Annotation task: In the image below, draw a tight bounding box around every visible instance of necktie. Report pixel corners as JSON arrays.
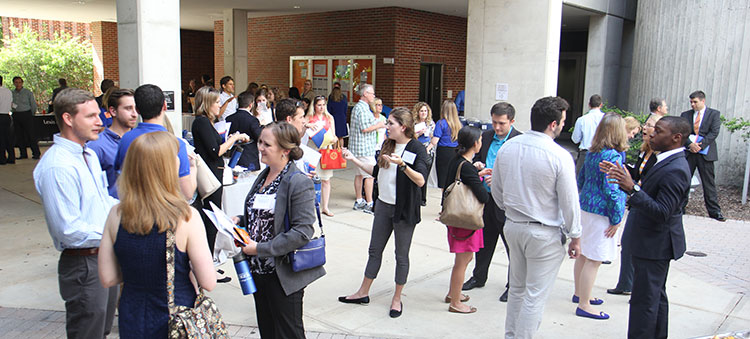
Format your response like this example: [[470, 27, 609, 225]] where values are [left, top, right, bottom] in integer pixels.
[[693, 111, 701, 135], [639, 151, 651, 175]]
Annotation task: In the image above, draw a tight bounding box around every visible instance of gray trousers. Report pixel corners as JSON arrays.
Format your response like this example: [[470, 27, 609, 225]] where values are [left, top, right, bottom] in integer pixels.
[[364, 200, 417, 285], [503, 221, 566, 339], [58, 253, 118, 339]]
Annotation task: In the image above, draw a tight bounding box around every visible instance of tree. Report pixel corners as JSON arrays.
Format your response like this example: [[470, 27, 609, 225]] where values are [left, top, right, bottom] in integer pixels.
[[0, 25, 93, 112]]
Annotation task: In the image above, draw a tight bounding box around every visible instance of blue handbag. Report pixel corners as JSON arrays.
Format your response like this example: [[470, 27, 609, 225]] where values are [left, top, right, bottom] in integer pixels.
[[284, 174, 326, 272]]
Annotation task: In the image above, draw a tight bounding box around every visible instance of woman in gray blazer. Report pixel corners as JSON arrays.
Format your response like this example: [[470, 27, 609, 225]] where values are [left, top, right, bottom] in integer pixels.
[[238, 122, 325, 338]]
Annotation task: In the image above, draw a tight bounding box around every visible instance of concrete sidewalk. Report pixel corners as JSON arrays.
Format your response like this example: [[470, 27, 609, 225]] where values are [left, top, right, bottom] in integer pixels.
[[1, 149, 748, 338]]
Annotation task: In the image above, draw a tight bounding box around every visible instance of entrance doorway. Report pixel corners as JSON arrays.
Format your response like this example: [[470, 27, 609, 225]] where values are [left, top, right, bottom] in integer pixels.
[[556, 52, 586, 139], [419, 63, 443, 121]]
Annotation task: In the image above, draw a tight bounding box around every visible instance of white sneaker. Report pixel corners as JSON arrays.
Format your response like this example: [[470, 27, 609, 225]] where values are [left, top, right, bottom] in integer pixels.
[[363, 202, 374, 214], [353, 199, 367, 211]]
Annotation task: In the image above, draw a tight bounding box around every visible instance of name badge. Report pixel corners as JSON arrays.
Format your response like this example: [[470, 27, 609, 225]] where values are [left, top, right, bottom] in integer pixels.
[[402, 150, 417, 165], [253, 194, 276, 211]]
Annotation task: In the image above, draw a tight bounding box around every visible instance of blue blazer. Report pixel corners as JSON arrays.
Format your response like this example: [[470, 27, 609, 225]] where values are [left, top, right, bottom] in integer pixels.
[[626, 151, 690, 261]]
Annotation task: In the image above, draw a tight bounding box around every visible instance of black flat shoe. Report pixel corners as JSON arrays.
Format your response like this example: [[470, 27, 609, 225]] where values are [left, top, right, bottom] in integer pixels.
[[499, 288, 509, 302], [338, 296, 370, 305], [389, 302, 403, 318], [462, 277, 485, 291], [217, 277, 231, 283], [606, 288, 631, 295], [711, 213, 726, 222]]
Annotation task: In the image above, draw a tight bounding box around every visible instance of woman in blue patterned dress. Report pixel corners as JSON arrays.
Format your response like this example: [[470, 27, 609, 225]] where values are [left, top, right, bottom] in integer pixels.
[[573, 113, 628, 320]]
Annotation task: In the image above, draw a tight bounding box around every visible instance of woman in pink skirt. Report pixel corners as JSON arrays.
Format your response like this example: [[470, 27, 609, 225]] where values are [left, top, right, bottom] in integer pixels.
[[442, 126, 489, 314]]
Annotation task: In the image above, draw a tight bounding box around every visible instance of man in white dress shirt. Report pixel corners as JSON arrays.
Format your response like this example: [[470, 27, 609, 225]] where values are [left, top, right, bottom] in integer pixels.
[[218, 75, 238, 120], [492, 96, 581, 339], [571, 94, 605, 174]]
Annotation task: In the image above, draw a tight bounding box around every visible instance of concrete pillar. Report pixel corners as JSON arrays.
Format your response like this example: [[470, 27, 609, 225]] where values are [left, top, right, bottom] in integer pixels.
[[223, 9, 248, 93], [583, 14, 623, 111], [465, 0, 562, 130], [116, 0, 182, 132]]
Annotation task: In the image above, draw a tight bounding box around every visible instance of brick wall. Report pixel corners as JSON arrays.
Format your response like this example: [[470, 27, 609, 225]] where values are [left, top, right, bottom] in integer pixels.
[[90, 21, 119, 87], [213, 7, 466, 108], [213, 20, 224, 88], [2, 17, 90, 41]]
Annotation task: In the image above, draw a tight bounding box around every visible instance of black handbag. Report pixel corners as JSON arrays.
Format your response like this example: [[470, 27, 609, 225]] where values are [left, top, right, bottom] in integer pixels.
[[284, 173, 326, 272]]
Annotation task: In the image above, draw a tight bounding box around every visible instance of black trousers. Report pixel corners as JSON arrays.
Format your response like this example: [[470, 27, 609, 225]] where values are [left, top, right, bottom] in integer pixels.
[[629, 256, 670, 339], [252, 272, 305, 339], [58, 253, 118, 339], [685, 153, 721, 216], [0, 114, 14, 163], [13, 110, 40, 158], [471, 194, 509, 287]]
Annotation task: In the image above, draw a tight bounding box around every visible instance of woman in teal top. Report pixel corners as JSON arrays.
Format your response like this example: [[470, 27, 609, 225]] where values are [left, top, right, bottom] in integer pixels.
[[573, 113, 628, 320]]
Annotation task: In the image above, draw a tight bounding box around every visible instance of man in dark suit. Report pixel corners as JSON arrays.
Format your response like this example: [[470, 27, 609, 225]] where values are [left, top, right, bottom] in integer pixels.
[[604, 116, 691, 339], [680, 90, 725, 221], [227, 91, 262, 171], [462, 102, 522, 302]]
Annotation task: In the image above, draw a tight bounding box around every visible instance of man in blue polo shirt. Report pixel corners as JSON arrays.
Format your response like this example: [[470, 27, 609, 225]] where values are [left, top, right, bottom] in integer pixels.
[[115, 84, 196, 199], [88, 89, 136, 197]]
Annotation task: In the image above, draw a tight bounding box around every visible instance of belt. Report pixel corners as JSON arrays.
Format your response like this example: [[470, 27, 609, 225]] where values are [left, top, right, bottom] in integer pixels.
[[507, 219, 543, 226], [62, 247, 99, 256]]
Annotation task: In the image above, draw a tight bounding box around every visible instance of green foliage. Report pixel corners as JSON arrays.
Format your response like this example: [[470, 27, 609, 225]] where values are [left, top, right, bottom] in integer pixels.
[[601, 104, 648, 165], [0, 25, 93, 111], [721, 116, 750, 141]]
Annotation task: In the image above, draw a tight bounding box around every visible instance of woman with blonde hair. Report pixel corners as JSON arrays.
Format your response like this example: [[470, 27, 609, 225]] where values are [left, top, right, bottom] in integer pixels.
[[192, 86, 249, 254], [413, 101, 435, 206], [573, 113, 629, 320], [328, 86, 349, 139], [370, 98, 387, 148], [429, 100, 462, 188], [306, 95, 338, 216], [339, 107, 430, 318], [606, 114, 662, 296], [98, 131, 217, 338]]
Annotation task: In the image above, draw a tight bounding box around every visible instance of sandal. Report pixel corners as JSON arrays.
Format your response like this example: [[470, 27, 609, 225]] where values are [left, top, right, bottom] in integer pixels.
[[322, 210, 334, 217], [444, 294, 470, 303], [448, 305, 477, 314]]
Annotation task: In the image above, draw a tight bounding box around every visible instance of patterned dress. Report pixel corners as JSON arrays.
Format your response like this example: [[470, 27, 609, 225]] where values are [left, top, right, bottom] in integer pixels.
[[246, 162, 292, 274]]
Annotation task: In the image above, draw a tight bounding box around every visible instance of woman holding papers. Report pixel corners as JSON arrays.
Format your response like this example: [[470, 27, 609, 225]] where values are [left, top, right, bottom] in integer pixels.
[[338, 107, 429, 319], [413, 101, 435, 206], [252, 88, 274, 126], [305, 96, 338, 216], [192, 86, 249, 251], [238, 122, 324, 339], [98, 131, 217, 338]]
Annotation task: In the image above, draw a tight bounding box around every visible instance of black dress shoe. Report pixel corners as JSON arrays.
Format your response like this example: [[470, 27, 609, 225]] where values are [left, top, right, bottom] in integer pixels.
[[32, 155, 40, 159], [338, 296, 370, 305], [462, 277, 485, 291], [389, 302, 403, 318], [499, 288, 509, 302], [606, 288, 631, 295], [711, 213, 726, 222], [217, 276, 232, 283]]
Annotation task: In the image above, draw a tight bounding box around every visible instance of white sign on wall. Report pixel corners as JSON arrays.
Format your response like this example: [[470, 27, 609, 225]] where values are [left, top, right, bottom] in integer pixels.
[[495, 83, 509, 101]]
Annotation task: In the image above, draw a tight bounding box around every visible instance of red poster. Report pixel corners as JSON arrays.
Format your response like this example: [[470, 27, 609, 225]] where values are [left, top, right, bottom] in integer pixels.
[[292, 59, 309, 94]]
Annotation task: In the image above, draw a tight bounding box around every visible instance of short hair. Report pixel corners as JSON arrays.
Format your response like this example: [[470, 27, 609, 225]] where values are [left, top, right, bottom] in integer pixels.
[[53, 88, 95, 127], [194, 86, 221, 121], [649, 98, 664, 112], [107, 89, 135, 110], [456, 126, 483, 155], [359, 83, 374, 96], [100, 79, 115, 93], [589, 94, 602, 108], [237, 91, 254, 109], [590, 114, 629, 153], [369, 98, 383, 113], [490, 102, 516, 120], [659, 116, 692, 143], [58, 78, 67, 87], [276, 98, 302, 122], [266, 122, 303, 161], [530, 96, 569, 132], [689, 90, 706, 100], [219, 76, 233, 91], [12, 76, 22, 82], [134, 84, 165, 120]]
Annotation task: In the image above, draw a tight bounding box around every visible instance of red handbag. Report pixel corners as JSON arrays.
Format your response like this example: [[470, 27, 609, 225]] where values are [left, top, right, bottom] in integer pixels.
[[319, 143, 346, 170]]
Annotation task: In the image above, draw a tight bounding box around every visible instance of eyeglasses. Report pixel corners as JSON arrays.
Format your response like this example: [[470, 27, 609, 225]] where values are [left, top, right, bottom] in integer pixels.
[[315, 95, 326, 100]]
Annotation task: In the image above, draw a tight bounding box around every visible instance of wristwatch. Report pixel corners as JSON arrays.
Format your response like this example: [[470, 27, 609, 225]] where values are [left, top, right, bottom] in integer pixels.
[[628, 184, 641, 196], [398, 162, 407, 172]]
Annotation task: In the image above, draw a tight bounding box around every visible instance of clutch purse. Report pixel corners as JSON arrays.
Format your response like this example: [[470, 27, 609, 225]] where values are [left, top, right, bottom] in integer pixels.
[[194, 153, 222, 200]]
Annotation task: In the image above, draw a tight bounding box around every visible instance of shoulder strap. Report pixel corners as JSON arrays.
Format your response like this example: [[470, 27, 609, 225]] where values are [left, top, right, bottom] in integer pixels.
[[455, 160, 466, 182], [165, 228, 177, 315], [284, 171, 324, 236]]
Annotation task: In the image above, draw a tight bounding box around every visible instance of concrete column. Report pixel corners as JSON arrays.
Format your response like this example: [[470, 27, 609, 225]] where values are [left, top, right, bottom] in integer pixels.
[[223, 9, 248, 93], [583, 14, 623, 111], [116, 0, 182, 132], [465, 0, 562, 130]]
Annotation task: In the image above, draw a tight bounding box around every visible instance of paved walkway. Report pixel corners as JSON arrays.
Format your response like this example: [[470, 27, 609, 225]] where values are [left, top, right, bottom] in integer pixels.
[[1, 146, 748, 338]]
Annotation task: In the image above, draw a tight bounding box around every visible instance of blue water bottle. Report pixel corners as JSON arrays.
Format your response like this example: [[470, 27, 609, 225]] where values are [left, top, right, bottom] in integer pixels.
[[233, 253, 256, 295], [312, 175, 322, 205], [228, 145, 244, 168]]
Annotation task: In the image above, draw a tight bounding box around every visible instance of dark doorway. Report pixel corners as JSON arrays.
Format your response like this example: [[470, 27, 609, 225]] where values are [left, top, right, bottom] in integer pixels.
[[419, 63, 443, 121], [556, 52, 586, 140]]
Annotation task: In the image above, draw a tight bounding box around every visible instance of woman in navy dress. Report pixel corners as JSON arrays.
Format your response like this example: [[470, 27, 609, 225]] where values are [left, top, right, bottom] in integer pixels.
[[328, 86, 349, 139], [98, 131, 217, 338]]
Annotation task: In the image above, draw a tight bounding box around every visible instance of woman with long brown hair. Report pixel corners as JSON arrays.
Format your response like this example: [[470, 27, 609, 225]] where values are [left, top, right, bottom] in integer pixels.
[[429, 100, 462, 189], [98, 131, 217, 338], [338, 107, 430, 318], [306, 95, 338, 216]]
